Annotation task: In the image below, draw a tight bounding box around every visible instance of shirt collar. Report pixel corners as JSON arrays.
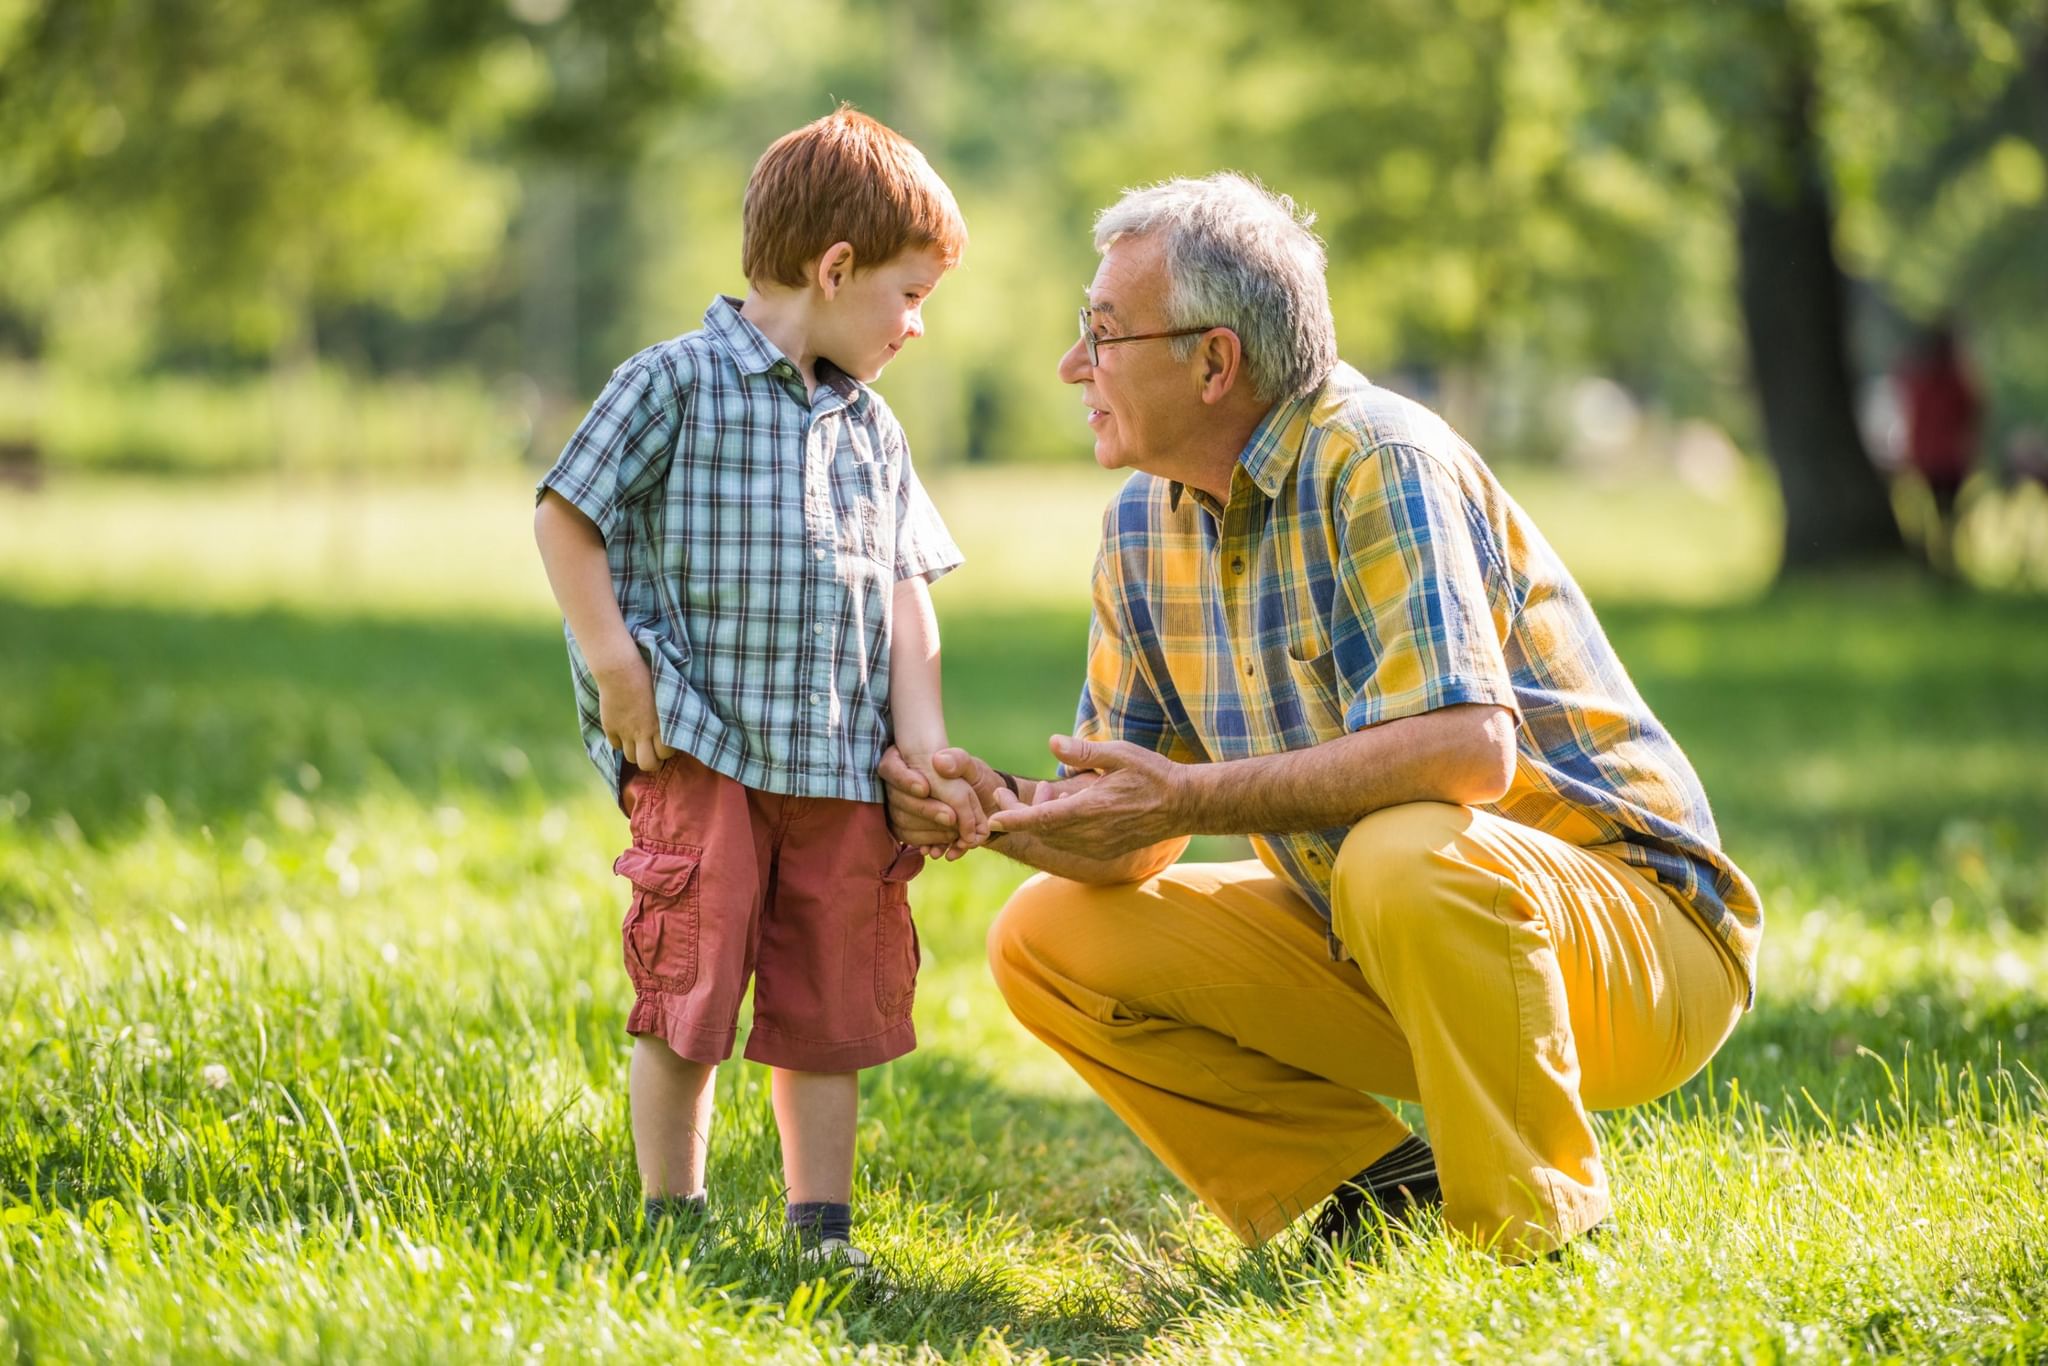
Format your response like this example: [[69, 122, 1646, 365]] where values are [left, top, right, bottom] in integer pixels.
[[1165, 386, 1318, 511], [702, 295, 869, 414]]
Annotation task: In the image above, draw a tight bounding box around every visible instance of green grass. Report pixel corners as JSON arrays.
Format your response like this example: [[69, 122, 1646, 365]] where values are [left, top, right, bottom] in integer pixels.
[[2, 467, 2045, 1361]]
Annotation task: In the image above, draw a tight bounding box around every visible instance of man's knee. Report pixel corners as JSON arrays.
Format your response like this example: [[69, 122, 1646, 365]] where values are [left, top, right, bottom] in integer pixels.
[[1331, 801, 1479, 950]]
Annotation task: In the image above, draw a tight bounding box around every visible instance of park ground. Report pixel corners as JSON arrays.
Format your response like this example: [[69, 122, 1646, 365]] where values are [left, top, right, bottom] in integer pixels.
[[2, 464, 2045, 1361]]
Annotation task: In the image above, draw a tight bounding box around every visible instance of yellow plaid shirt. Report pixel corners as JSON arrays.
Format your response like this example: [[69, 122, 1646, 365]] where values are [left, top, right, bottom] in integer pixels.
[[1074, 364, 1762, 995]]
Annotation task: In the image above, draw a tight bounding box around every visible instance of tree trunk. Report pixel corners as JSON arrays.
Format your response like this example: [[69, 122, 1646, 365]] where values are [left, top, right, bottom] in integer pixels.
[[1735, 54, 1905, 571]]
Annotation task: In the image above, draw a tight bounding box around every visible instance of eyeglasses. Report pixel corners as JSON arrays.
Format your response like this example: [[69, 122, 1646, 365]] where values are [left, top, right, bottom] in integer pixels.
[[1078, 308, 1221, 367]]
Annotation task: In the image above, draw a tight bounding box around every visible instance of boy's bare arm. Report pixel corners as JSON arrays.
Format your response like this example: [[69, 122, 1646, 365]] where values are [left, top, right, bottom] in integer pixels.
[[888, 575, 988, 848], [533, 490, 675, 771]]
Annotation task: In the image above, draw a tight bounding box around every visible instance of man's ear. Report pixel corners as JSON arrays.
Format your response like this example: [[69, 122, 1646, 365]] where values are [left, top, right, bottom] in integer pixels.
[[1194, 328, 1243, 405], [813, 241, 857, 298]]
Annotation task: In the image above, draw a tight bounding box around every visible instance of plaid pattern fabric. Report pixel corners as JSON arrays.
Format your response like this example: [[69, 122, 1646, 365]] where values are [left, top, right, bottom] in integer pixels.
[[1073, 363, 1762, 996], [539, 296, 962, 802]]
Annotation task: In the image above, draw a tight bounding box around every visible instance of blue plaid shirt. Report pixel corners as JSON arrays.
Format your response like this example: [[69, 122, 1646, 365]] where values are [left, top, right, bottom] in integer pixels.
[[538, 296, 963, 802]]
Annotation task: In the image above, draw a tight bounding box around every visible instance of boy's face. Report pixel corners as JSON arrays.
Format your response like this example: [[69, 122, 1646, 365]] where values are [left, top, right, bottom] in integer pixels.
[[817, 244, 949, 382]]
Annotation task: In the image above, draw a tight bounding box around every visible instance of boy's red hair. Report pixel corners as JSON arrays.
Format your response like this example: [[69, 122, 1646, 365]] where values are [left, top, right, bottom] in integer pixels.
[[742, 105, 966, 287]]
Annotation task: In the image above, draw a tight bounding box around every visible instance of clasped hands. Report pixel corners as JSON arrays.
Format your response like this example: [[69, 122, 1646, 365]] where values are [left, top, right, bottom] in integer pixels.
[[881, 735, 1190, 860]]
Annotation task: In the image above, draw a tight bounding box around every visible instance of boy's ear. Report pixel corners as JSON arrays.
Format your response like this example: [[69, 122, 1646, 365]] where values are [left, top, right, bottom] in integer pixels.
[[813, 241, 857, 298]]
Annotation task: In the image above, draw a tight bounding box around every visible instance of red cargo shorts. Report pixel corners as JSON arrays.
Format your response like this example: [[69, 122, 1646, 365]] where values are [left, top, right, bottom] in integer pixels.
[[613, 751, 923, 1072]]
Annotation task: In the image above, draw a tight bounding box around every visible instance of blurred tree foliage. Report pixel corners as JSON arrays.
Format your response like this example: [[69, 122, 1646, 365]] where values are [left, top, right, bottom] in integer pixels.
[[0, 0, 696, 367], [0, 0, 2042, 572]]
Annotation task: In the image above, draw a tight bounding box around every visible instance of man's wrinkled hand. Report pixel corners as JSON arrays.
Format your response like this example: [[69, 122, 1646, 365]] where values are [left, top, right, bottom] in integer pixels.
[[986, 734, 1186, 858]]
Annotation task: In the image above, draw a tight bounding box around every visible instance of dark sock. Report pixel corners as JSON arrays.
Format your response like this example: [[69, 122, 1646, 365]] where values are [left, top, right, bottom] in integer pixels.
[[1354, 1133, 1439, 1206], [1311, 1135, 1441, 1255], [785, 1200, 851, 1247], [1325, 1134, 1440, 1232], [644, 1192, 707, 1225]]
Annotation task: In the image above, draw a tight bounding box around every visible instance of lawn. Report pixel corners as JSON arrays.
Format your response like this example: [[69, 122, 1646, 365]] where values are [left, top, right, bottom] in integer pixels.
[[2, 464, 2045, 1362]]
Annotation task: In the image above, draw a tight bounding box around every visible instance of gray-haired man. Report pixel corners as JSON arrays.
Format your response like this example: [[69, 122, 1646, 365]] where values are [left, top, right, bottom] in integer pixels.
[[884, 173, 1759, 1261]]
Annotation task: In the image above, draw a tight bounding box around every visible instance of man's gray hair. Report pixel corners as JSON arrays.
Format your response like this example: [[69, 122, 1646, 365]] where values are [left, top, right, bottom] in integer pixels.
[[1093, 173, 1337, 403]]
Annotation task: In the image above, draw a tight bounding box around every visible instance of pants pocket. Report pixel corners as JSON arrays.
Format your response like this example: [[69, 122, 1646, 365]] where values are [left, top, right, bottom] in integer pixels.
[[874, 848, 923, 1019], [614, 843, 703, 994]]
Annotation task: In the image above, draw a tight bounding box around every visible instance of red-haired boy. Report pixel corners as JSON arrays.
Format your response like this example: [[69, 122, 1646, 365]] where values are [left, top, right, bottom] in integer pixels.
[[534, 107, 978, 1265]]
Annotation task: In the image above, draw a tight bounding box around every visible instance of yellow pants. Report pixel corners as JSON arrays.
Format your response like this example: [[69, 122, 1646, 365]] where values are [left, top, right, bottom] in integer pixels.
[[986, 801, 1747, 1259]]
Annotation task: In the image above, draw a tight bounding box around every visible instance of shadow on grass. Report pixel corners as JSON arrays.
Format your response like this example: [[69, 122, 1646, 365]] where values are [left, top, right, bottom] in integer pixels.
[[9, 583, 2048, 850], [1598, 586, 2048, 859], [0, 594, 1095, 845]]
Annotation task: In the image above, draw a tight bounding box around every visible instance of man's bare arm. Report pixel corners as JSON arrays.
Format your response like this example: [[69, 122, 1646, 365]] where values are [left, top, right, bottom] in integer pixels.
[[1179, 703, 1516, 834], [987, 704, 1517, 859]]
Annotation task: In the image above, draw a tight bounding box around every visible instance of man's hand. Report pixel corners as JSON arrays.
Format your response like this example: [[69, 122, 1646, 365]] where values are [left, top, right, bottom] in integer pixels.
[[986, 734, 1189, 858], [593, 651, 676, 773], [880, 745, 1002, 857]]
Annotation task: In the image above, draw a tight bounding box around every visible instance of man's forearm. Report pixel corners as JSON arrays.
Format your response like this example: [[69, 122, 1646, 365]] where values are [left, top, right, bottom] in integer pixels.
[[1177, 704, 1516, 836]]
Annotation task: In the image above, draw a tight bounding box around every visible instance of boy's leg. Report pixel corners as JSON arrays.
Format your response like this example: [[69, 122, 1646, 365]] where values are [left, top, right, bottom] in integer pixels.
[[631, 1036, 717, 1199], [614, 753, 773, 1214], [746, 797, 921, 1251], [772, 1068, 859, 1206]]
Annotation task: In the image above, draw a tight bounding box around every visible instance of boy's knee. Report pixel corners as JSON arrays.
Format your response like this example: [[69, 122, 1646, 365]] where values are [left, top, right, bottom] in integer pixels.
[[1331, 801, 1479, 950]]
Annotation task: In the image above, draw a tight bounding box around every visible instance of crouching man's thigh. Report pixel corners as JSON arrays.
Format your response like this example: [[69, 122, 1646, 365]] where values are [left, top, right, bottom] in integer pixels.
[[986, 863, 1338, 1016], [1328, 801, 1493, 955]]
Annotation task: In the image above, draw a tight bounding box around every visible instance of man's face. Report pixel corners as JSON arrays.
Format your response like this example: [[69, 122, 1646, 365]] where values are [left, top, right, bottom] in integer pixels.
[[1058, 233, 1198, 476], [819, 244, 948, 383]]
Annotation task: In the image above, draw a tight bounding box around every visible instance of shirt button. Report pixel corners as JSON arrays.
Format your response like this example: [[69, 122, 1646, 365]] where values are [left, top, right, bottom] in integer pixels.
[[813, 622, 825, 635], [814, 547, 827, 562], [1243, 658, 1255, 676], [809, 692, 821, 705], [1231, 556, 1246, 575]]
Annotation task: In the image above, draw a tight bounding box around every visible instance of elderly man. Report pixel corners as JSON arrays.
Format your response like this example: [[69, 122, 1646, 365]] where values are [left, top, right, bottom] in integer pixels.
[[882, 174, 1761, 1261]]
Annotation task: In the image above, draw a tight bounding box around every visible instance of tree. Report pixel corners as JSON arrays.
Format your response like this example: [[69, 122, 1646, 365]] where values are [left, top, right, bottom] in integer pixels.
[[0, 0, 698, 368]]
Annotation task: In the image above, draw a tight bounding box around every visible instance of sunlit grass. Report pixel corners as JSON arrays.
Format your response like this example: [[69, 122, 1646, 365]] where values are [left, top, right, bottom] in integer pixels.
[[3, 468, 2045, 1360]]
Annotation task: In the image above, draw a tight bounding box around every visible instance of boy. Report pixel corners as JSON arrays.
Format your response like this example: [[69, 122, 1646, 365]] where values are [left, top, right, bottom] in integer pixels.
[[533, 107, 982, 1266]]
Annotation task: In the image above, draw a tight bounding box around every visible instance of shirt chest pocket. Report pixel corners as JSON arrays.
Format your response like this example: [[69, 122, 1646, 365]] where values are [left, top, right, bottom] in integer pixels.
[[1276, 601, 1346, 734], [831, 456, 895, 565]]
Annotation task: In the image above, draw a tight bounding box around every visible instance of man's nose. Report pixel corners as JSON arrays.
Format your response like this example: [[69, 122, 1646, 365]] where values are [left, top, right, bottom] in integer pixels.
[[1057, 337, 1090, 384]]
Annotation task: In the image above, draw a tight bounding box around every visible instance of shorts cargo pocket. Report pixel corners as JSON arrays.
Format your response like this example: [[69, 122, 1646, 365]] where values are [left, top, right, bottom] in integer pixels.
[[874, 847, 923, 1020], [614, 844, 702, 995]]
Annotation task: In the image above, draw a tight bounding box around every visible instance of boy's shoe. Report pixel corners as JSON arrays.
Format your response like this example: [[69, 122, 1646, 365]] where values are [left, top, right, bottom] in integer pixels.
[[801, 1237, 872, 1269]]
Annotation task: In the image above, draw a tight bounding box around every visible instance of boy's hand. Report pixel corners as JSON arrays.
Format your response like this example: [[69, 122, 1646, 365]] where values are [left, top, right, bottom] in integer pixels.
[[593, 651, 676, 772], [899, 752, 989, 857]]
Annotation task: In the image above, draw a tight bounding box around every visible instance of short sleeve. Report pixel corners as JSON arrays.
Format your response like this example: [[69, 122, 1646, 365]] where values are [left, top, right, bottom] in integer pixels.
[[1068, 543, 1196, 771], [887, 424, 963, 584], [1334, 443, 1518, 732], [535, 358, 682, 539]]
